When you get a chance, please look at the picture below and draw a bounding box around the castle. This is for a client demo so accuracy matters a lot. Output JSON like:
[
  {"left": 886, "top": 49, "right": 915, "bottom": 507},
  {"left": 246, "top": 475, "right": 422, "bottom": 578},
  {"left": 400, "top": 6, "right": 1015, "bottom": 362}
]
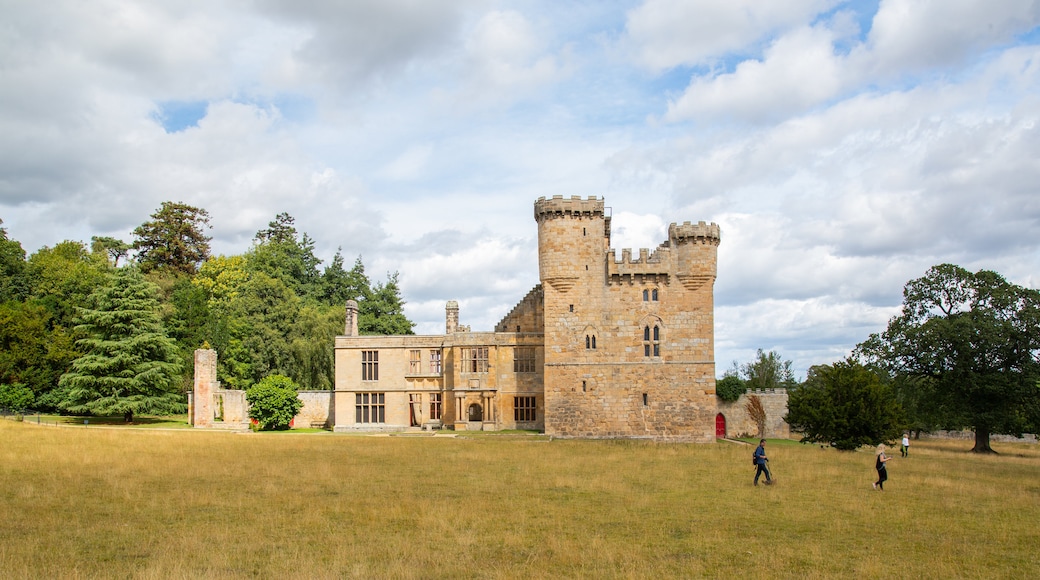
[{"left": 332, "top": 196, "right": 724, "bottom": 442}]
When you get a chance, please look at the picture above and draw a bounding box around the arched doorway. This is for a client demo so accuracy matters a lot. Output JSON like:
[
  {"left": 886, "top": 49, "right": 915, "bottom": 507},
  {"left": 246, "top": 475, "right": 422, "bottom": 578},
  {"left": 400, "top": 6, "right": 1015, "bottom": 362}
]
[
  {"left": 715, "top": 413, "right": 727, "bottom": 438},
  {"left": 468, "top": 403, "right": 483, "bottom": 422}
]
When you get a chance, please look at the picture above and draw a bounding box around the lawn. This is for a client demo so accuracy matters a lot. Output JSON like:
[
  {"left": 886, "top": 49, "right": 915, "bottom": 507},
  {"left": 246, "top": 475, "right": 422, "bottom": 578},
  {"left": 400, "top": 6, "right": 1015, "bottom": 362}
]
[{"left": 1, "top": 421, "right": 1037, "bottom": 578}]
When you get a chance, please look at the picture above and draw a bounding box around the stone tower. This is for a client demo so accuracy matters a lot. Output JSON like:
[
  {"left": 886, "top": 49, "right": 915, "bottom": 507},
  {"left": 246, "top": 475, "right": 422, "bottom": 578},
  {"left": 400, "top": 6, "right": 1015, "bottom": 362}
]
[{"left": 535, "top": 195, "right": 721, "bottom": 442}]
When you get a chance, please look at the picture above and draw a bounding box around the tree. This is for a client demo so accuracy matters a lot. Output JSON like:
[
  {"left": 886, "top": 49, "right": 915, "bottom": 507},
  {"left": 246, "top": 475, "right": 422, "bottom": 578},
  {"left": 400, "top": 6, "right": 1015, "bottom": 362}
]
[
  {"left": 26, "top": 241, "right": 111, "bottom": 325},
  {"left": 741, "top": 349, "right": 796, "bottom": 390},
  {"left": 0, "top": 218, "right": 29, "bottom": 302},
  {"left": 248, "top": 212, "right": 321, "bottom": 297},
  {"left": 359, "top": 272, "right": 414, "bottom": 335},
  {"left": 858, "top": 264, "right": 1040, "bottom": 453},
  {"left": 785, "top": 359, "right": 905, "bottom": 450},
  {"left": 246, "top": 374, "right": 303, "bottom": 430},
  {"left": 132, "top": 201, "right": 211, "bottom": 275},
  {"left": 90, "top": 236, "right": 131, "bottom": 266},
  {"left": 715, "top": 374, "right": 746, "bottom": 402},
  {"left": 56, "top": 267, "right": 184, "bottom": 422},
  {"left": 745, "top": 394, "right": 766, "bottom": 437}
]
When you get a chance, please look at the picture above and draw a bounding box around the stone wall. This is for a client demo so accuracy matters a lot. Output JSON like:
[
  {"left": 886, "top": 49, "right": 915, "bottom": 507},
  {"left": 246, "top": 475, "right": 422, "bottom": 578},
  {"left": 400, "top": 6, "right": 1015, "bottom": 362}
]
[{"left": 716, "top": 389, "right": 790, "bottom": 439}]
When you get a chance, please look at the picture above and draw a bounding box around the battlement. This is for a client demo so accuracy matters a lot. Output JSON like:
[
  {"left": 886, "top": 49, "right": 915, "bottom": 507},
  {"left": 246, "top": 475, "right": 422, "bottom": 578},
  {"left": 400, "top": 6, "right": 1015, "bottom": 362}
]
[
  {"left": 534, "top": 195, "right": 605, "bottom": 222},
  {"left": 669, "top": 221, "right": 721, "bottom": 245}
]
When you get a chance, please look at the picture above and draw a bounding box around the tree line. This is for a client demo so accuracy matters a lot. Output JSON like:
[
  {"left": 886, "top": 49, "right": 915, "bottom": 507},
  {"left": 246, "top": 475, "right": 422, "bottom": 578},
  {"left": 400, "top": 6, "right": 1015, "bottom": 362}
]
[
  {"left": 725, "top": 264, "right": 1040, "bottom": 453},
  {"left": 0, "top": 203, "right": 414, "bottom": 420}
]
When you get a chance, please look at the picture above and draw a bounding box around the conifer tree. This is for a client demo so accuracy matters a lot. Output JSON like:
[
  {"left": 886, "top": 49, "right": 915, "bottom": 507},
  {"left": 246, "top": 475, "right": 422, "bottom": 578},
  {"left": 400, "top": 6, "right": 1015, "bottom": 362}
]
[{"left": 57, "top": 267, "right": 184, "bottom": 422}]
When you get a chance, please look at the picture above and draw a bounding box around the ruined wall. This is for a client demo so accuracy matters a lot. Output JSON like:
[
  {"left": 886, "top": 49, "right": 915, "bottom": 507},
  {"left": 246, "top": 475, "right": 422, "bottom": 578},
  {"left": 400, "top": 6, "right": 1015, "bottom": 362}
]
[
  {"left": 495, "top": 285, "right": 544, "bottom": 333},
  {"left": 716, "top": 389, "right": 790, "bottom": 439}
]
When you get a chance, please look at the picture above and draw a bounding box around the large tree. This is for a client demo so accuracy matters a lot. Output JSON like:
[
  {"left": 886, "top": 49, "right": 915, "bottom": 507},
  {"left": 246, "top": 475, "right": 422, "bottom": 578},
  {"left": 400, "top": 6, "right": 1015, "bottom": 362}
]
[
  {"left": 786, "top": 359, "right": 905, "bottom": 450},
  {"left": 0, "top": 218, "right": 29, "bottom": 302},
  {"left": 56, "top": 267, "right": 184, "bottom": 422},
  {"left": 132, "top": 201, "right": 212, "bottom": 275},
  {"left": 858, "top": 264, "right": 1040, "bottom": 453}
]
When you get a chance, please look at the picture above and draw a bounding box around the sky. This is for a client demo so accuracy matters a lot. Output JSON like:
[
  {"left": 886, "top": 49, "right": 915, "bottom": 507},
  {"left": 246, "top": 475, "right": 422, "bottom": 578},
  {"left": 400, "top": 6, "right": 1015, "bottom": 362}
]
[{"left": 2, "top": 0, "right": 1039, "bottom": 379}]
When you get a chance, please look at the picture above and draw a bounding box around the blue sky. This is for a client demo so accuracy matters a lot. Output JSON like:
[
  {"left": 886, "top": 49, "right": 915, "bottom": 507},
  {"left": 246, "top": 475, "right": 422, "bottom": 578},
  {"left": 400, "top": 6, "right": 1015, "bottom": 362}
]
[{"left": 2, "top": 0, "right": 1039, "bottom": 378}]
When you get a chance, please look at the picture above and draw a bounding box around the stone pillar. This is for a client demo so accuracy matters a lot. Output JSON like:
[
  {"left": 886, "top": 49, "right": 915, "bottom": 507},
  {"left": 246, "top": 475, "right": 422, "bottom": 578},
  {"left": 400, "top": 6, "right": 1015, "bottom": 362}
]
[
  {"left": 345, "top": 299, "right": 359, "bottom": 336},
  {"left": 193, "top": 349, "right": 217, "bottom": 428},
  {"left": 446, "top": 300, "right": 459, "bottom": 334}
]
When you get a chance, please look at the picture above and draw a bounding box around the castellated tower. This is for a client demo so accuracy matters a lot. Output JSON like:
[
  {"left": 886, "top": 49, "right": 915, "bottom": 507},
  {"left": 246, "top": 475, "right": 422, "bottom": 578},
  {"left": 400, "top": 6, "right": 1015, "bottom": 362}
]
[{"left": 535, "top": 195, "right": 721, "bottom": 442}]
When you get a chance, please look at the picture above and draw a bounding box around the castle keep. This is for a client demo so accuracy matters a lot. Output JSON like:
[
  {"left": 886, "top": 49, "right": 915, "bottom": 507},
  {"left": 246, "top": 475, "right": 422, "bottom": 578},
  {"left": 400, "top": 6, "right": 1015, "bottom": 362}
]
[{"left": 332, "top": 196, "right": 723, "bottom": 442}]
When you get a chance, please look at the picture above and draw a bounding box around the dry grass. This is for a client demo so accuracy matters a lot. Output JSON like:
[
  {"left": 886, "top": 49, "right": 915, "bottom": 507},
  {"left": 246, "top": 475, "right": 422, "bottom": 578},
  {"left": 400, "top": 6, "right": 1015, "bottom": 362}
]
[{"left": 1, "top": 422, "right": 1038, "bottom": 579}]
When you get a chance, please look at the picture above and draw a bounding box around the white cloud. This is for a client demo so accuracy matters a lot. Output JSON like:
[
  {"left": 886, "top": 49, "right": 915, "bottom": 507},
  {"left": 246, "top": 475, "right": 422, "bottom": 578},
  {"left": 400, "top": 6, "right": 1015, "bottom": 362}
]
[{"left": 625, "top": 0, "right": 840, "bottom": 70}]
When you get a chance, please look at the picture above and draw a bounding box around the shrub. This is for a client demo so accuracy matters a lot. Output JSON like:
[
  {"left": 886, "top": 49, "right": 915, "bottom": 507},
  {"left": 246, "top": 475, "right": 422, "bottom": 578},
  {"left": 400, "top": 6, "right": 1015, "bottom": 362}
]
[
  {"left": 716, "top": 375, "right": 746, "bottom": 402},
  {"left": 246, "top": 375, "right": 303, "bottom": 431},
  {"left": 0, "top": 383, "right": 35, "bottom": 414}
]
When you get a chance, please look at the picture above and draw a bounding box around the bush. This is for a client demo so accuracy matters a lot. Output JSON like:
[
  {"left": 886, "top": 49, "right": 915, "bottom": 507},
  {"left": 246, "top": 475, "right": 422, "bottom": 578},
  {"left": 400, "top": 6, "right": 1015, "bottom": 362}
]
[
  {"left": 246, "top": 375, "right": 303, "bottom": 431},
  {"left": 0, "top": 383, "right": 35, "bottom": 414},
  {"left": 716, "top": 375, "right": 746, "bottom": 402}
]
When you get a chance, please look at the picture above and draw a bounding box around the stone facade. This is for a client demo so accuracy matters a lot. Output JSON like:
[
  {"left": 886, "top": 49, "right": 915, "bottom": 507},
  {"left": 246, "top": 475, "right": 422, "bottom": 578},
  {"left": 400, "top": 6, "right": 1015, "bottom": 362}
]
[{"left": 332, "top": 196, "right": 724, "bottom": 441}]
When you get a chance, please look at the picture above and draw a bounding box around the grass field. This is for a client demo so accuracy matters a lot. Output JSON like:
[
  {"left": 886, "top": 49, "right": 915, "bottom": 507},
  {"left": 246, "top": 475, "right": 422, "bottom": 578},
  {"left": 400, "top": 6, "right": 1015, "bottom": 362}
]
[{"left": 1, "top": 420, "right": 1038, "bottom": 579}]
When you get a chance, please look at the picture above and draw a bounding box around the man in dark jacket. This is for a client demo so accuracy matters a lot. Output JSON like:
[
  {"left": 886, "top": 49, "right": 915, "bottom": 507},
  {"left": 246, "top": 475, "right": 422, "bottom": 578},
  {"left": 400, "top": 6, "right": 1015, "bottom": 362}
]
[{"left": 754, "top": 439, "right": 773, "bottom": 486}]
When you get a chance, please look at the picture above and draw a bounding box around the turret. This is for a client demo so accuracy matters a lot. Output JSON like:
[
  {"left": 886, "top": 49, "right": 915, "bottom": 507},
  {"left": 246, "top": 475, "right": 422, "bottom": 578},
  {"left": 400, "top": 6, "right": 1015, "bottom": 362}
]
[
  {"left": 344, "top": 300, "right": 359, "bottom": 336},
  {"left": 670, "top": 221, "right": 721, "bottom": 290},
  {"left": 446, "top": 300, "right": 459, "bottom": 334},
  {"left": 534, "top": 196, "right": 609, "bottom": 284}
]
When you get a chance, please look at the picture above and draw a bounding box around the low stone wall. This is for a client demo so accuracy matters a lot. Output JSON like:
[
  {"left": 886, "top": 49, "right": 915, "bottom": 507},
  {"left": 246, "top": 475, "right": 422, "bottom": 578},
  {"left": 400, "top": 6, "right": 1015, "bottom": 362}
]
[
  {"left": 922, "top": 430, "right": 1037, "bottom": 443},
  {"left": 716, "top": 389, "right": 789, "bottom": 439},
  {"left": 295, "top": 391, "right": 332, "bottom": 428}
]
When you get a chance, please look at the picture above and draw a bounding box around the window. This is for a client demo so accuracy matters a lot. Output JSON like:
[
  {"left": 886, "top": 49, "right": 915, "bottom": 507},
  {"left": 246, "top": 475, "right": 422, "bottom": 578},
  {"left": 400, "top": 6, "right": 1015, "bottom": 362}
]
[
  {"left": 652, "top": 289, "right": 658, "bottom": 301},
  {"left": 429, "top": 393, "right": 442, "bottom": 420},
  {"left": 409, "top": 350, "right": 421, "bottom": 374},
  {"left": 643, "top": 325, "right": 660, "bottom": 357},
  {"left": 430, "top": 350, "right": 442, "bottom": 374},
  {"left": 643, "top": 288, "right": 658, "bottom": 301},
  {"left": 643, "top": 289, "right": 649, "bottom": 301},
  {"left": 355, "top": 392, "right": 385, "bottom": 423},
  {"left": 463, "top": 346, "right": 489, "bottom": 373},
  {"left": 361, "top": 350, "right": 378, "bottom": 381},
  {"left": 514, "top": 347, "right": 536, "bottom": 373},
  {"left": 585, "top": 335, "right": 597, "bottom": 350},
  {"left": 514, "top": 396, "right": 536, "bottom": 422}
]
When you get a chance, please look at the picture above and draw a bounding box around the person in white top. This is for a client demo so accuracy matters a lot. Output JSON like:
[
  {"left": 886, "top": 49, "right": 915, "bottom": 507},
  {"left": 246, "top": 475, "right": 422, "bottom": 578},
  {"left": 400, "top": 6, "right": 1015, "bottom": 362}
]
[{"left": 901, "top": 434, "right": 910, "bottom": 457}]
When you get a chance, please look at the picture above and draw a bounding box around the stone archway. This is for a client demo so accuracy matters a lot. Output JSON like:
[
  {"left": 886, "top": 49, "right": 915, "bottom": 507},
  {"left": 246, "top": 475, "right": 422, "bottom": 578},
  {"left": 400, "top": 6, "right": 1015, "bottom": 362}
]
[
  {"left": 715, "top": 413, "right": 727, "bottom": 438},
  {"left": 468, "top": 403, "right": 483, "bottom": 422}
]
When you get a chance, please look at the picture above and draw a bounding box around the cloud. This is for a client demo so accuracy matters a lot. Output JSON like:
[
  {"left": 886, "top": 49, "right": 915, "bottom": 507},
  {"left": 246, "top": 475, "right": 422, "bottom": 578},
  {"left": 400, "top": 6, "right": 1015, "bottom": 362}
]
[{"left": 624, "top": 0, "right": 840, "bottom": 70}]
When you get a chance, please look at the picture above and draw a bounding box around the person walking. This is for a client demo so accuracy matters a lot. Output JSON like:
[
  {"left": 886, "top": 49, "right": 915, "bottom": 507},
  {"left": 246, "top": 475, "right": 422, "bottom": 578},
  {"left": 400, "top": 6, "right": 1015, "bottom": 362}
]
[
  {"left": 901, "top": 434, "right": 910, "bottom": 457},
  {"left": 753, "top": 439, "right": 773, "bottom": 486},
  {"left": 874, "top": 444, "right": 890, "bottom": 490}
]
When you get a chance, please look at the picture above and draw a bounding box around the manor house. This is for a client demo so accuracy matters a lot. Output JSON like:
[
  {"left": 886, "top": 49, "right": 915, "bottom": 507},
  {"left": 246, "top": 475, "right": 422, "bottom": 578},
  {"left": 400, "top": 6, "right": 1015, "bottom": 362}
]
[{"left": 332, "top": 196, "right": 723, "bottom": 442}]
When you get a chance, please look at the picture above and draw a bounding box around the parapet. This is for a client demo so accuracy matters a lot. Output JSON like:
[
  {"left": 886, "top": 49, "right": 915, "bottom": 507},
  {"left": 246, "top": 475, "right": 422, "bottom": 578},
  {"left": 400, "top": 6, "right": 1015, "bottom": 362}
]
[
  {"left": 669, "top": 221, "right": 721, "bottom": 245},
  {"left": 534, "top": 195, "right": 605, "bottom": 222}
]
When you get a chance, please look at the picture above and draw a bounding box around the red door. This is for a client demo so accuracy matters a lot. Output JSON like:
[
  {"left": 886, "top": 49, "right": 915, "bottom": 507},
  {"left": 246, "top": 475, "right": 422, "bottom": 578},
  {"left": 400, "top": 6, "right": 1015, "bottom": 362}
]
[{"left": 715, "top": 413, "right": 726, "bottom": 438}]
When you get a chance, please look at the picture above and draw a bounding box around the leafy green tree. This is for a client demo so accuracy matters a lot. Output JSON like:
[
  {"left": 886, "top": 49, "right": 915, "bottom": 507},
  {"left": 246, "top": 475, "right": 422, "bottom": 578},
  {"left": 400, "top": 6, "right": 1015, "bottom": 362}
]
[
  {"left": 246, "top": 374, "right": 303, "bottom": 430},
  {"left": 0, "top": 300, "right": 77, "bottom": 405},
  {"left": 26, "top": 241, "right": 110, "bottom": 325},
  {"left": 858, "top": 264, "right": 1040, "bottom": 453},
  {"left": 715, "top": 374, "right": 746, "bottom": 402},
  {"left": 318, "top": 251, "right": 370, "bottom": 306},
  {"left": 360, "top": 272, "right": 414, "bottom": 335},
  {"left": 741, "top": 349, "right": 796, "bottom": 390},
  {"left": 785, "top": 359, "right": 905, "bottom": 450},
  {"left": 90, "top": 236, "right": 131, "bottom": 266},
  {"left": 248, "top": 212, "right": 321, "bottom": 297},
  {"left": 56, "top": 267, "right": 184, "bottom": 422},
  {"left": 0, "top": 218, "right": 29, "bottom": 302},
  {"left": 0, "top": 383, "right": 34, "bottom": 414},
  {"left": 132, "top": 201, "right": 211, "bottom": 275}
]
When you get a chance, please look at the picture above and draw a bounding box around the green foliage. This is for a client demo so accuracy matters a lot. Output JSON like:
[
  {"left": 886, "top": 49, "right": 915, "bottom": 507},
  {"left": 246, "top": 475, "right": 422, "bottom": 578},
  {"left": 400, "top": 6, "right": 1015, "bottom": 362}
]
[
  {"left": 90, "top": 236, "right": 131, "bottom": 267},
  {"left": 246, "top": 374, "right": 303, "bottom": 430},
  {"left": 741, "top": 349, "right": 796, "bottom": 390},
  {"left": 248, "top": 212, "right": 321, "bottom": 298},
  {"left": 0, "top": 382, "right": 34, "bottom": 413},
  {"left": 359, "top": 272, "right": 414, "bottom": 335},
  {"left": 26, "top": 241, "right": 110, "bottom": 325},
  {"left": 0, "top": 219, "right": 29, "bottom": 302},
  {"left": 786, "top": 358, "right": 906, "bottom": 450},
  {"left": 56, "top": 267, "right": 185, "bottom": 422},
  {"left": 133, "top": 201, "right": 212, "bottom": 275},
  {"left": 0, "top": 300, "right": 77, "bottom": 405},
  {"left": 857, "top": 264, "right": 1040, "bottom": 453},
  {"left": 715, "top": 374, "right": 746, "bottom": 402}
]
